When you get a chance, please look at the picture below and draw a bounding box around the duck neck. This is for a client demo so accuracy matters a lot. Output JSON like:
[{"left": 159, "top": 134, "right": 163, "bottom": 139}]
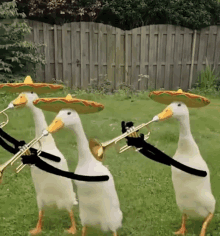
[
  {"left": 28, "top": 105, "right": 55, "bottom": 145},
  {"left": 69, "top": 122, "right": 93, "bottom": 163},
  {"left": 176, "top": 116, "right": 199, "bottom": 154},
  {"left": 179, "top": 116, "right": 192, "bottom": 138}
]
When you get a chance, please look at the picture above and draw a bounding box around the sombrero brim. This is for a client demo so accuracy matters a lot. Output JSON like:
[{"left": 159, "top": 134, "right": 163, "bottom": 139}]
[
  {"left": 149, "top": 90, "right": 210, "bottom": 108},
  {"left": 0, "top": 83, "right": 63, "bottom": 94},
  {"left": 33, "top": 97, "right": 104, "bottom": 114}
]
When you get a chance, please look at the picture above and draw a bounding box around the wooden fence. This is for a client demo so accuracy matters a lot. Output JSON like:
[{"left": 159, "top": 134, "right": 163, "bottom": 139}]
[{"left": 25, "top": 20, "right": 220, "bottom": 91}]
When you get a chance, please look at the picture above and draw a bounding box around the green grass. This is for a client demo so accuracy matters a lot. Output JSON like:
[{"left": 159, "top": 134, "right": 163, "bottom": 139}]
[{"left": 0, "top": 90, "right": 220, "bottom": 235}]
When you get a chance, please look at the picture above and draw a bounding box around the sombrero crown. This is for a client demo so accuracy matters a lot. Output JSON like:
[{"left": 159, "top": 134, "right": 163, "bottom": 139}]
[
  {"left": 0, "top": 76, "right": 63, "bottom": 94},
  {"left": 149, "top": 89, "right": 210, "bottom": 108},
  {"left": 33, "top": 94, "right": 104, "bottom": 114}
]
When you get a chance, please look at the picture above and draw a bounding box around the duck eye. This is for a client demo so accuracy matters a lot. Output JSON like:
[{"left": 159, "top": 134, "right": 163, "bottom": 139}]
[
  {"left": 67, "top": 112, "right": 71, "bottom": 115},
  {"left": 31, "top": 91, "right": 33, "bottom": 94},
  {"left": 178, "top": 103, "right": 181, "bottom": 106}
]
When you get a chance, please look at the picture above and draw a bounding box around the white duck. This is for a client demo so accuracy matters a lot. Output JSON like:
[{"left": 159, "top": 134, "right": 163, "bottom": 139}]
[
  {"left": 11, "top": 92, "right": 78, "bottom": 235},
  {"left": 154, "top": 101, "right": 215, "bottom": 236},
  {"left": 47, "top": 109, "right": 123, "bottom": 236}
]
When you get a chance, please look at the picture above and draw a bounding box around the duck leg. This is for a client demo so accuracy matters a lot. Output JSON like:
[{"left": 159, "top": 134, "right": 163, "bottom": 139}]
[
  {"left": 81, "top": 226, "right": 87, "bottom": 236},
  {"left": 199, "top": 213, "right": 214, "bottom": 236},
  {"left": 29, "top": 210, "right": 44, "bottom": 235},
  {"left": 174, "top": 214, "right": 187, "bottom": 235},
  {"left": 66, "top": 210, "right": 77, "bottom": 234},
  {"left": 112, "top": 232, "right": 117, "bottom": 236}
]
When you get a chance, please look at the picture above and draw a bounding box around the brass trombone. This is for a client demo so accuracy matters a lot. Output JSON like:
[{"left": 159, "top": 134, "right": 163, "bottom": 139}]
[
  {"left": 0, "top": 130, "right": 48, "bottom": 184},
  {"left": 89, "top": 117, "right": 159, "bottom": 161},
  {"left": 0, "top": 103, "right": 14, "bottom": 128}
]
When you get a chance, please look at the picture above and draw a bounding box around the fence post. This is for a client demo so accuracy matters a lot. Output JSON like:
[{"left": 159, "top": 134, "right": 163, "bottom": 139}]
[{"left": 189, "top": 29, "right": 197, "bottom": 89}]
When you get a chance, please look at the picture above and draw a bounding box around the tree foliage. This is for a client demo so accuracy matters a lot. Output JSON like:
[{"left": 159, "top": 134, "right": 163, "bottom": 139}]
[
  {"left": 15, "top": 0, "right": 220, "bottom": 30},
  {"left": 0, "top": 0, "right": 45, "bottom": 81},
  {"left": 97, "top": 0, "right": 220, "bottom": 30},
  {"left": 16, "top": 0, "right": 103, "bottom": 25}
]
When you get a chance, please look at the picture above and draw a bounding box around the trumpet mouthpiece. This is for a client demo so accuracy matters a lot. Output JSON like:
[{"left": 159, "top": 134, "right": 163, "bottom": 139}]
[
  {"left": 153, "top": 116, "right": 159, "bottom": 122},
  {"left": 43, "top": 130, "right": 49, "bottom": 136},
  {"left": 8, "top": 103, "right": 14, "bottom": 109}
]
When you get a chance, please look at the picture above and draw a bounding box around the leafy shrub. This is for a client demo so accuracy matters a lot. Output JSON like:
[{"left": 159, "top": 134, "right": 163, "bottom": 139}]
[
  {"left": 193, "top": 59, "right": 219, "bottom": 89},
  {"left": 191, "top": 59, "right": 220, "bottom": 96},
  {"left": 86, "top": 74, "right": 112, "bottom": 94},
  {"left": 0, "top": 0, "right": 45, "bottom": 82},
  {"left": 16, "top": 0, "right": 220, "bottom": 30},
  {"left": 16, "top": 0, "right": 103, "bottom": 25},
  {"left": 97, "top": 0, "right": 220, "bottom": 30}
]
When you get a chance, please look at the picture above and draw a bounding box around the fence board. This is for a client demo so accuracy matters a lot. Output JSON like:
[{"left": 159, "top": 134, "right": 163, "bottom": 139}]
[
  {"left": 156, "top": 25, "right": 165, "bottom": 89},
  {"left": 53, "top": 25, "right": 59, "bottom": 82},
  {"left": 173, "top": 27, "right": 181, "bottom": 89},
  {"left": 214, "top": 26, "right": 220, "bottom": 72},
  {"left": 181, "top": 28, "right": 190, "bottom": 90},
  {"left": 33, "top": 21, "right": 40, "bottom": 81},
  {"left": 80, "top": 23, "right": 87, "bottom": 88},
  {"left": 207, "top": 26, "right": 216, "bottom": 65},
  {"left": 197, "top": 29, "right": 208, "bottom": 74},
  {"left": 106, "top": 24, "right": 114, "bottom": 89},
  {"left": 75, "top": 23, "right": 81, "bottom": 88},
  {"left": 43, "top": 23, "right": 50, "bottom": 83},
  {"left": 148, "top": 25, "right": 155, "bottom": 89},
  {"left": 131, "top": 28, "right": 138, "bottom": 89},
  {"left": 26, "top": 20, "right": 219, "bottom": 91},
  {"left": 164, "top": 25, "right": 173, "bottom": 89},
  {"left": 140, "top": 27, "right": 146, "bottom": 90},
  {"left": 71, "top": 23, "right": 76, "bottom": 88}
]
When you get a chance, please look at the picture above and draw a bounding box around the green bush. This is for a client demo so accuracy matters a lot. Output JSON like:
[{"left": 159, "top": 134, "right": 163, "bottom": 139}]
[
  {"left": 191, "top": 59, "right": 220, "bottom": 96},
  {"left": 0, "top": 0, "right": 45, "bottom": 82},
  {"left": 97, "top": 0, "right": 220, "bottom": 30},
  {"left": 16, "top": 0, "right": 103, "bottom": 25},
  {"left": 16, "top": 0, "right": 220, "bottom": 30}
]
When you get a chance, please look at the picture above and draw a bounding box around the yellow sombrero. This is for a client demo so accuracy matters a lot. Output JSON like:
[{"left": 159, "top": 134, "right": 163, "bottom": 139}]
[
  {"left": 149, "top": 89, "right": 210, "bottom": 108},
  {"left": 0, "top": 76, "right": 63, "bottom": 94},
  {"left": 33, "top": 94, "right": 104, "bottom": 114}
]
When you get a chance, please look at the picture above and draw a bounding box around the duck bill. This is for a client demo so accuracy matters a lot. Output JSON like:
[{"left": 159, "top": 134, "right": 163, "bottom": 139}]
[
  {"left": 13, "top": 94, "right": 27, "bottom": 108},
  {"left": 47, "top": 118, "right": 64, "bottom": 133},
  {"left": 157, "top": 106, "right": 173, "bottom": 121}
]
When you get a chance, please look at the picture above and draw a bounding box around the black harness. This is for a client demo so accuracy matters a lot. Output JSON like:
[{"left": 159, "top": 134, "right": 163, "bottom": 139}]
[{"left": 0, "top": 128, "right": 109, "bottom": 182}]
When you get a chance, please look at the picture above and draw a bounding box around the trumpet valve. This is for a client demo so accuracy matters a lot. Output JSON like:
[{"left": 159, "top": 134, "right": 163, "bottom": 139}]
[{"left": 23, "top": 149, "right": 31, "bottom": 156}]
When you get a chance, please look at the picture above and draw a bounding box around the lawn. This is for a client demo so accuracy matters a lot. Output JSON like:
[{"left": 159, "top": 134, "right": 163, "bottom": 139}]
[{"left": 0, "top": 90, "right": 220, "bottom": 236}]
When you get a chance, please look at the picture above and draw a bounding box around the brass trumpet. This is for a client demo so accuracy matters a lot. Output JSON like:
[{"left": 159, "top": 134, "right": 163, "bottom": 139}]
[
  {"left": 89, "top": 117, "right": 159, "bottom": 161},
  {"left": 0, "top": 130, "right": 48, "bottom": 184},
  {"left": 0, "top": 103, "right": 14, "bottom": 128}
]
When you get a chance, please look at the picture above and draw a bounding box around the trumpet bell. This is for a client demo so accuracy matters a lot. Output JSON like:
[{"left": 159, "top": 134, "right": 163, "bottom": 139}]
[{"left": 89, "top": 139, "right": 104, "bottom": 161}]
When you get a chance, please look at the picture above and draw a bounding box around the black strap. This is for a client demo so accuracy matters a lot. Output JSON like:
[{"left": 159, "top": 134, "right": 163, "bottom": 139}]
[
  {"left": 138, "top": 148, "right": 171, "bottom": 166},
  {"left": 0, "top": 136, "right": 18, "bottom": 154},
  {"left": 0, "top": 128, "right": 61, "bottom": 162},
  {"left": 138, "top": 142, "right": 207, "bottom": 177},
  {"left": 0, "top": 128, "right": 19, "bottom": 146},
  {"left": 22, "top": 155, "right": 109, "bottom": 182}
]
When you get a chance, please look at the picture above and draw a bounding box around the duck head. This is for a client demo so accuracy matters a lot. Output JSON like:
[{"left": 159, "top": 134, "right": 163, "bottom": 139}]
[
  {"left": 11, "top": 92, "right": 39, "bottom": 109},
  {"left": 47, "top": 109, "right": 81, "bottom": 133},
  {"left": 154, "top": 101, "right": 189, "bottom": 122}
]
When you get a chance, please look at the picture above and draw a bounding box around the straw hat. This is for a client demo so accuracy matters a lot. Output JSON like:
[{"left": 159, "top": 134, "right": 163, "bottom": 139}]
[
  {"left": 149, "top": 89, "right": 210, "bottom": 108},
  {"left": 33, "top": 94, "right": 104, "bottom": 114},
  {"left": 0, "top": 76, "right": 63, "bottom": 94}
]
